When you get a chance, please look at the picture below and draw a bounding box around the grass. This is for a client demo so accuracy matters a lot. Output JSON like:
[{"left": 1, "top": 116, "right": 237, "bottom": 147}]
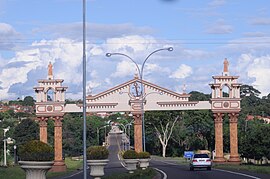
[
  {"left": 103, "top": 168, "right": 157, "bottom": 179},
  {"left": 213, "top": 163, "right": 270, "bottom": 175},
  {"left": 0, "top": 166, "right": 25, "bottom": 179},
  {"left": 47, "top": 157, "right": 83, "bottom": 178},
  {"left": 0, "top": 157, "right": 83, "bottom": 179}
]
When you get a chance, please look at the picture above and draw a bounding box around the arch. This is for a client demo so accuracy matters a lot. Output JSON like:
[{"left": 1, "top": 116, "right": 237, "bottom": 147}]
[
  {"left": 221, "top": 84, "right": 231, "bottom": 98},
  {"left": 46, "top": 88, "right": 54, "bottom": 101}
]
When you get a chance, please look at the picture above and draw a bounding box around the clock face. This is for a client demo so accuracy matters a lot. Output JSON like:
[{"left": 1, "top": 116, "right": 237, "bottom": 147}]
[{"left": 130, "top": 81, "right": 142, "bottom": 97}]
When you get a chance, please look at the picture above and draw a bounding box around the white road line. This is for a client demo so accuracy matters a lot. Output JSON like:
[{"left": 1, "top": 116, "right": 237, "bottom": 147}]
[
  {"left": 153, "top": 159, "right": 261, "bottom": 179},
  {"left": 213, "top": 168, "right": 261, "bottom": 179},
  {"left": 153, "top": 167, "right": 167, "bottom": 179},
  {"left": 61, "top": 170, "right": 83, "bottom": 179}
]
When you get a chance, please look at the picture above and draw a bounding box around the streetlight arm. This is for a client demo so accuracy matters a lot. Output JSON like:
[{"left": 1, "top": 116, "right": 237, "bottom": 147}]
[
  {"left": 141, "top": 47, "right": 173, "bottom": 79},
  {"left": 106, "top": 53, "right": 141, "bottom": 76}
]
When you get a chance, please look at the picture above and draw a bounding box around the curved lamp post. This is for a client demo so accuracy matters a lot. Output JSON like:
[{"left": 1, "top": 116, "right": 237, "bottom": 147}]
[{"left": 106, "top": 47, "right": 173, "bottom": 151}]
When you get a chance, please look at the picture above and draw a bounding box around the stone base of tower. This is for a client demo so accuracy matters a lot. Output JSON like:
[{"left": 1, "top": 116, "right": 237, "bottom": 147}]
[
  {"left": 228, "top": 156, "right": 241, "bottom": 164},
  {"left": 213, "top": 157, "right": 226, "bottom": 163},
  {"left": 50, "top": 160, "right": 67, "bottom": 172}
]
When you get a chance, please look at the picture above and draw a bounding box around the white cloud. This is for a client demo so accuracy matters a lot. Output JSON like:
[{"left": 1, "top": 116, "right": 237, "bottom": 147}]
[
  {"left": 208, "top": 0, "right": 227, "bottom": 7},
  {"left": 169, "top": 64, "right": 193, "bottom": 79},
  {"left": 243, "top": 32, "right": 267, "bottom": 37},
  {"left": 246, "top": 56, "right": 270, "bottom": 96},
  {"left": 106, "top": 35, "right": 157, "bottom": 54},
  {"left": 0, "top": 23, "right": 21, "bottom": 50},
  {"left": 33, "top": 23, "right": 154, "bottom": 41},
  {"left": 251, "top": 18, "right": 270, "bottom": 25},
  {"left": 206, "top": 19, "right": 233, "bottom": 34},
  {"left": 111, "top": 60, "right": 137, "bottom": 78}
]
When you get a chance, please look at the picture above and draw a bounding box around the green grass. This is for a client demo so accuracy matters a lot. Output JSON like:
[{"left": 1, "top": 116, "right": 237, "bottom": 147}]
[
  {"left": 103, "top": 168, "right": 157, "bottom": 179},
  {"left": 0, "top": 157, "right": 83, "bottom": 179},
  {"left": 47, "top": 157, "right": 83, "bottom": 178},
  {"left": 213, "top": 163, "right": 270, "bottom": 174},
  {"left": 0, "top": 166, "right": 25, "bottom": 179}
]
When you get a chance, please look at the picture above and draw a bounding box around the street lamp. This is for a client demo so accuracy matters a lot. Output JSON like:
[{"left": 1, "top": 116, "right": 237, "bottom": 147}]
[
  {"left": 3, "top": 126, "right": 10, "bottom": 167},
  {"left": 106, "top": 47, "right": 173, "bottom": 152},
  {"left": 14, "top": 144, "right": 17, "bottom": 165}
]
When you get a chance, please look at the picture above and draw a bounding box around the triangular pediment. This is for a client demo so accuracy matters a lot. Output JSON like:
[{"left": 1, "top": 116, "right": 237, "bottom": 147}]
[{"left": 86, "top": 77, "right": 190, "bottom": 103}]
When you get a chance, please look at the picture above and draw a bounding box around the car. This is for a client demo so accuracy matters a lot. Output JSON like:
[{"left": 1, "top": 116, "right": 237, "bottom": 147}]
[{"left": 190, "top": 153, "right": 212, "bottom": 171}]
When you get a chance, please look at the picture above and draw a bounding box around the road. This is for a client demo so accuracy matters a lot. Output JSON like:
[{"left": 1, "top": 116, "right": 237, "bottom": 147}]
[{"left": 57, "top": 132, "right": 270, "bottom": 179}]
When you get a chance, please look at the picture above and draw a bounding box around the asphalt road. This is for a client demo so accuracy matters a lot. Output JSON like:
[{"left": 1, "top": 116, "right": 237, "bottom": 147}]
[
  {"left": 56, "top": 132, "right": 270, "bottom": 179},
  {"left": 150, "top": 158, "right": 270, "bottom": 179}
]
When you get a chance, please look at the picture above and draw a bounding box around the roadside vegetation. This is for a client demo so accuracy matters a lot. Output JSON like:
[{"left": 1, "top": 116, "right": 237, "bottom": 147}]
[
  {"left": 213, "top": 164, "right": 270, "bottom": 175},
  {"left": 0, "top": 157, "right": 82, "bottom": 179}
]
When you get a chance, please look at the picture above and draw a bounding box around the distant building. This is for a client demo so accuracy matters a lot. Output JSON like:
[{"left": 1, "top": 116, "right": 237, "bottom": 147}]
[{"left": 246, "top": 115, "right": 270, "bottom": 124}]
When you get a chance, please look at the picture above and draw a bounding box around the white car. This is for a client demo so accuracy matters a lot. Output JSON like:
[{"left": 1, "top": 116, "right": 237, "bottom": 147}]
[{"left": 190, "top": 153, "right": 212, "bottom": 171}]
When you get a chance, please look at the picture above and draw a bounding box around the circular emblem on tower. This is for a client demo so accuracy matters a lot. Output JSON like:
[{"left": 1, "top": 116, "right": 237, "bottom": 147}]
[
  {"left": 47, "top": 105, "right": 53, "bottom": 112},
  {"left": 223, "top": 102, "right": 229, "bottom": 108}
]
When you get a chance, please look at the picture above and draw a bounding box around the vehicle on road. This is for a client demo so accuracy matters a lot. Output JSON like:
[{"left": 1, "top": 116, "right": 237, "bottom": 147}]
[{"left": 190, "top": 153, "right": 212, "bottom": 171}]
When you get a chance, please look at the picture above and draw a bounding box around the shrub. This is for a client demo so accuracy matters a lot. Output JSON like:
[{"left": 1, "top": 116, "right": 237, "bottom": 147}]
[
  {"left": 87, "top": 146, "right": 109, "bottom": 160},
  {"left": 18, "top": 140, "right": 54, "bottom": 161},
  {"left": 122, "top": 150, "right": 138, "bottom": 159},
  {"left": 137, "top": 151, "right": 150, "bottom": 159}
]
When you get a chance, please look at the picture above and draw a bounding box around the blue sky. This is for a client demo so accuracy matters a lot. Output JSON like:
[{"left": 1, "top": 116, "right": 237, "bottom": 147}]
[{"left": 1, "top": 0, "right": 270, "bottom": 100}]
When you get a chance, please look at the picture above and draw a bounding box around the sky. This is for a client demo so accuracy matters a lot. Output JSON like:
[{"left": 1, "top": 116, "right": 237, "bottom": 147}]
[{"left": 0, "top": 0, "right": 270, "bottom": 100}]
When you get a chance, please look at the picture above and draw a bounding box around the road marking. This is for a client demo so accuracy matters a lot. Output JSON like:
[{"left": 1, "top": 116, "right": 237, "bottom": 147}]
[
  {"left": 153, "top": 167, "right": 167, "bottom": 179},
  {"left": 61, "top": 170, "right": 83, "bottom": 178},
  {"left": 213, "top": 168, "right": 261, "bottom": 179},
  {"left": 153, "top": 159, "right": 261, "bottom": 179}
]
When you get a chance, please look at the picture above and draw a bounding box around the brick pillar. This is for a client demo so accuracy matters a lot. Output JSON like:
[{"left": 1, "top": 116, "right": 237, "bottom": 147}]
[
  {"left": 228, "top": 113, "right": 241, "bottom": 163},
  {"left": 39, "top": 117, "right": 48, "bottom": 144},
  {"left": 133, "top": 113, "right": 143, "bottom": 153},
  {"left": 213, "top": 113, "right": 226, "bottom": 162},
  {"left": 51, "top": 116, "right": 66, "bottom": 172}
]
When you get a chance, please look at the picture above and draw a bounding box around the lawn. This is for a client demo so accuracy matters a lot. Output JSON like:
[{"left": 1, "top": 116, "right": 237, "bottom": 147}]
[
  {"left": 213, "top": 163, "right": 270, "bottom": 175},
  {"left": 0, "top": 157, "right": 83, "bottom": 179}
]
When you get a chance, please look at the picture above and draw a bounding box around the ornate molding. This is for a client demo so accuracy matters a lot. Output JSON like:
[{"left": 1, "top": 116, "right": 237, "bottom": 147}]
[
  {"left": 213, "top": 113, "right": 224, "bottom": 123},
  {"left": 228, "top": 113, "right": 239, "bottom": 123},
  {"left": 157, "top": 101, "right": 199, "bottom": 108},
  {"left": 132, "top": 113, "right": 142, "bottom": 125},
  {"left": 38, "top": 117, "right": 48, "bottom": 127},
  {"left": 53, "top": 117, "right": 63, "bottom": 127}
]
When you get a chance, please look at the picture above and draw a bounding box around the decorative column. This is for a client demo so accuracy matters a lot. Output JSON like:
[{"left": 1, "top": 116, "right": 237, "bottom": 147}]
[
  {"left": 228, "top": 113, "right": 241, "bottom": 163},
  {"left": 213, "top": 113, "right": 226, "bottom": 162},
  {"left": 39, "top": 117, "right": 48, "bottom": 144},
  {"left": 51, "top": 116, "right": 66, "bottom": 172},
  {"left": 133, "top": 113, "right": 143, "bottom": 153}
]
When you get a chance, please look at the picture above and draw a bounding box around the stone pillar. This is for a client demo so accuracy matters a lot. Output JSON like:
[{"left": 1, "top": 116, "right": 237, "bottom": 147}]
[
  {"left": 133, "top": 113, "right": 143, "bottom": 153},
  {"left": 213, "top": 113, "right": 226, "bottom": 162},
  {"left": 39, "top": 117, "right": 48, "bottom": 144},
  {"left": 51, "top": 116, "right": 66, "bottom": 172},
  {"left": 228, "top": 113, "right": 241, "bottom": 163}
]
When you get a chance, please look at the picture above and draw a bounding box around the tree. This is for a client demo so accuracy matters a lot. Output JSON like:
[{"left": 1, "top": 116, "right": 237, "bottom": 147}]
[
  {"left": 145, "top": 111, "right": 180, "bottom": 157},
  {"left": 13, "top": 118, "right": 39, "bottom": 146},
  {"left": 23, "top": 96, "right": 35, "bottom": 106}
]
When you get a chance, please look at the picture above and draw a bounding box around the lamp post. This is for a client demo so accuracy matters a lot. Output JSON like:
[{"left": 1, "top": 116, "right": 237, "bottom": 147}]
[
  {"left": 3, "top": 126, "right": 10, "bottom": 167},
  {"left": 14, "top": 144, "right": 17, "bottom": 165},
  {"left": 106, "top": 47, "right": 173, "bottom": 151},
  {"left": 82, "top": 0, "right": 87, "bottom": 178}
]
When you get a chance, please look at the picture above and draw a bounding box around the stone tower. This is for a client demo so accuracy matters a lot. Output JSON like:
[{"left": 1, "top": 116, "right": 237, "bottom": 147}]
[
  {"left": 33, "top": 62, "right": 67, "bottom": 172},
  {"left": 210, "top": 59, "right": 241, "bottom": 163}
]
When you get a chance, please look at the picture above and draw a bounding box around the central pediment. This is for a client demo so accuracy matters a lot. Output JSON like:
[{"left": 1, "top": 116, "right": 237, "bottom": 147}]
[{"left": 86, "top": 76, "right": 190, "bottom": 103}]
